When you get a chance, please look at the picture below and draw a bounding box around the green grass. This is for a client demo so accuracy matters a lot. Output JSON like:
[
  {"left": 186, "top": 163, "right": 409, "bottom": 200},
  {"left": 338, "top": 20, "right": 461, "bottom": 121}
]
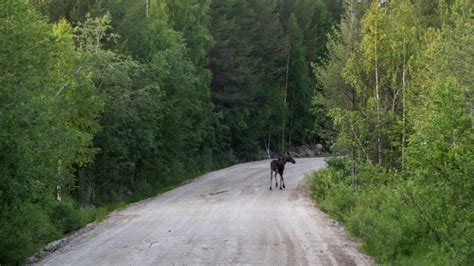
[{"left": 305, "top": 158, "right": 469, "bottom": 265}]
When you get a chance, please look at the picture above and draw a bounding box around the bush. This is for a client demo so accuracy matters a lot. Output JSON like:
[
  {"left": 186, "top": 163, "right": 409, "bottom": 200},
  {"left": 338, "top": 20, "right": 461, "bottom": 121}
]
[
  {"left": 325, "top": 157, "right": 351, "bottom": 175},
  {"left": 346, "top": 185, "right": 427, "bottom": 262},
  {"left": 306, "top": 163, "right": 355, "bottom": 222},
  {"left": 320, "top": 183, "right": 356, "bottom": 222},
  {"left": 49, "top": 199, "right": 83, "bottom": 234},
  {"left": 0, "top": 204, "right": 60, "bottom": 264},
  {"left": 306, "top": 166, "right": 347, "bottom": 202},
  {"left": 355, "top": 163, "right": 390, "bottom": 186},
  {"left": 306, "top": 162, "right": 462, "bottom": 264}
]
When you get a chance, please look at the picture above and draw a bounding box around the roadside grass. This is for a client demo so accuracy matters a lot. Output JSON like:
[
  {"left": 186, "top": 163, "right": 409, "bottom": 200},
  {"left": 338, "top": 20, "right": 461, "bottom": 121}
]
[{"left": 305, "top": 157, "right": 470, "bottom": 265}]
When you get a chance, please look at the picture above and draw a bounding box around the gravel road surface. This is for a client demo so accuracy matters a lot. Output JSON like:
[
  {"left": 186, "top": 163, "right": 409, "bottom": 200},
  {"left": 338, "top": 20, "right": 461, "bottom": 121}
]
[{"left": 35, "top": 158, "right": 372, "bottom": 265}]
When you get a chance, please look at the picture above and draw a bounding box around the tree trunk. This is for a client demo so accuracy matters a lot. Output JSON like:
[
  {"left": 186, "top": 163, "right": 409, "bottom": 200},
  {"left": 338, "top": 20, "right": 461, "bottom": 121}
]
[
  {"left": 282, "top": 42, "right": 291, "bottom": 151},
  {"left": 146, "top": 0, "right": 149, "bottom": 17},
  {"left": 349, "top": 0, "right": 357, "bottom": 182},
  {"left": 264, "top": 125, "right": 272, "bottom": 159},
  {"left": 374, "top": 18, "right": 382, "bottom": 165},
  {"left": 401, "top": 37, "right": 407, "bottom": 169},
  {"left": 56, "top": 160, "right": 62, "bottom": 201}
]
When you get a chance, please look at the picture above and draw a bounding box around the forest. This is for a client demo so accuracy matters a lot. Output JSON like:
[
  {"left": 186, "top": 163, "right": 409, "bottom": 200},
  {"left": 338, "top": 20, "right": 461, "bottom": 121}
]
[
  {"left": 307, "top": 0, "right": 473, "bottom": 264},
  {"left": 0, "top": 0, "right": 472, "bottom": 264}
]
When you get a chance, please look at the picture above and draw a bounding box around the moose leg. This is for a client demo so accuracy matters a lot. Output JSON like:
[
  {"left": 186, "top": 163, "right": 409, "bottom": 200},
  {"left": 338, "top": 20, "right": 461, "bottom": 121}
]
[
  {"left": 274, "top": 171, "right": 278, "bottom": 188},
  {"left": 270, "top": 169, "right": 273, "bottom": 190},
  {"left": 281, "top": 174, "right": 286, "bottom": 189},
  {"left": 278, "top": 170, "right": 286, "bottom": 189},
  {"left": 279, "top": 172, "right": 283, "bottom": 190}
]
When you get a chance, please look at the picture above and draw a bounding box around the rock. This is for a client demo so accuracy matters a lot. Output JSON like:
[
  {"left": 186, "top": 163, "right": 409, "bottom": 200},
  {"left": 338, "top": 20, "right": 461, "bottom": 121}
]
[
  {"left": 288, "top": 151, "right": 300, "bottom": 158},
  {"left": 315, "top": 143, "right": 323, "bottom": 152},
  {"left": 273, "top": 143, "right": 324, "bottom": 158}
]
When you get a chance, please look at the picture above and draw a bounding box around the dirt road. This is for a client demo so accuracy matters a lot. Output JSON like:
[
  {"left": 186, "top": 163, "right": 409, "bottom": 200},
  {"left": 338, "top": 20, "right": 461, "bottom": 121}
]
[{"left": 36, "top": 158, "right": 372, "bottom": 265}]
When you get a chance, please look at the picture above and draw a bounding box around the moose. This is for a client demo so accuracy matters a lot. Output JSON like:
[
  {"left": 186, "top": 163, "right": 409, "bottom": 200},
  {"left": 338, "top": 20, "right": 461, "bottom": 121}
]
[{"left": 270, "top": 152, "right": 296, "bottom": 190}]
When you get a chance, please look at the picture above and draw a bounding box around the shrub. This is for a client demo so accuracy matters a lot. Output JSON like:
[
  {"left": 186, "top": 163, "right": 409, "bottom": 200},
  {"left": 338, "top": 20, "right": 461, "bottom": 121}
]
[
  {"left": 306, "top": 167, "right": 347, "bottom": 202},
  {"left": 325, "top": 157, "right": 351, "bottom": 175},
  {"left": 346, "top": 185, "right": 427, "bottom": 262},
  {"left": 0, "top": 204, "right": 60, "bottom": 264},
  {"left": 355, "top": 163, "right": 390, "bottom": 186},
  {"left": 320, "top": 183, "right": 356, "bottom": 222},
  {"left": 49, "top": 199, "right": 83, "bottom": 234},
  {"left": 306, "top": 161, "right": 355, "bottom": 222}
]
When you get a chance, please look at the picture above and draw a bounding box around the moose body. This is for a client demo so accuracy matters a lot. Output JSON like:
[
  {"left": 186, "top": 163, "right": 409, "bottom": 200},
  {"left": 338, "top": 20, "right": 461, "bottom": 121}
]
[{"left": 270, "top": 153, "right": 295, "bottom": 190}]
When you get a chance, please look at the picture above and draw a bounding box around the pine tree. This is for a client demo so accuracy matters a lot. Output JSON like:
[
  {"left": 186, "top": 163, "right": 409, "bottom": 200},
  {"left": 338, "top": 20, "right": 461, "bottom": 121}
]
[
  {"left": 208, "top": 0, "right": 261, "bottom": 159},
  {"left": 285, "top": 13, "right": 312, "bottom": 148}
]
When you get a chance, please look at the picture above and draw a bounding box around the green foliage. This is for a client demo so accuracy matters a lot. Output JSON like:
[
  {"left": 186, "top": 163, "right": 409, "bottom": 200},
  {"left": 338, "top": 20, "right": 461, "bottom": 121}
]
[
  {"left": 208, "top": 0, "right": 261, "bottom": 159},
  {"left": 0, "top": 204, "right": 60, "bottom": 264},
  {"left": 325, "top": 157, "right": 351, "bottom": 175},
  {"left": 3, "top": 0, "right": 252, "bottom": 260},
  {"left": 307, "top": 160, "right": 470, "bottom": 264},
  {"left": 0, "top": 0, "right": 264, "bottom": 263},
  {"left": 311, "top": 0, "right": 473, "bottom": 264},
  {"left": 207, "top": 0, "right": 336, "bottom": 157},
  {"left": 404, "top": 77, "right": 474, "bottom": 263},
  {"left": 0, "top": 204, "right": 61, "bottom": 264},
  {"left": 306, "top": 162, "right": 354, "bottom": 222},
  {"left": 49, "top": 199, "right": 83, "bottom": 234},
  {"left": 0, "top": 0, "right": 100, "bottom": 204},
  {"left": 0, "top": 2, "right": 102, "bottom": 263},
  {"left": 285, "top": 13, "right": 313, "bottom": 146},
  {"left": 346, "top": 185, "right": 427, "bottom": 262}
]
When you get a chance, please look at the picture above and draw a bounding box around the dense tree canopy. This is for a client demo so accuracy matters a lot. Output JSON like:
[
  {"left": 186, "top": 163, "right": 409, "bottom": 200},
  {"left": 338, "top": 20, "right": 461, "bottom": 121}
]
[
  {"left": 311, "top": 0, "right": 473, "bottom": 264},
  {"left": 0, "top": 0, "right": 339, "bottom": 263},
  {"left": 1, "top": 0, "right": 471, "bottom": 264}
]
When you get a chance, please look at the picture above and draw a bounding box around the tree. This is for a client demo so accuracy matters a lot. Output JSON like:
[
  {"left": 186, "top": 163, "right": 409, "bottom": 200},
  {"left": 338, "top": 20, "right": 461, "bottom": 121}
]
[
  {"left": 315, "top": 0, "right": 369, "bottom": 176},
  {"left": 339, "top": 1, "right": 421, "bottom": 168},
  {"left": 208, "top": 0, "right": 261, "bottom": 159},
  {"left": 404, "top": 3, "right": 473, "bottom": 260},
  {"left": 311, "top": 0, "right": 473, "bottom": 263},
  {"left": 285, "top": 13, "right": 312, "bottom": 148},
  {"left": 72, "top": 13, "right": 155, "bottom": 203},
  {"left": 325, "top": 0, "right": 344, "bottom": 23},
  {"left": 0, "top": 1, "right": 101, "bottom": 262},
  {"left": 248, "top": 0, "right": 286, "bottom": 157},
  {"left": 165, "top": 0, "right": 220, "bottom": 169}
]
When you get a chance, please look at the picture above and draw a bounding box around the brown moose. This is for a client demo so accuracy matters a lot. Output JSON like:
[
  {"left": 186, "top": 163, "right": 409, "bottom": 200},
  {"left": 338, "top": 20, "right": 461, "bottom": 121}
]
[{"left": 270, "top": 152, "right": 295, "bottom": 190}]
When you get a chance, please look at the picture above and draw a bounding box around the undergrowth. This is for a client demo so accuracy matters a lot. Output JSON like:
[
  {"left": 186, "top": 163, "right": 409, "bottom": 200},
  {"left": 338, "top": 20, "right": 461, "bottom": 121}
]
[{"left": 306, "top": 157, "right": 473, "bottom": 265}]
